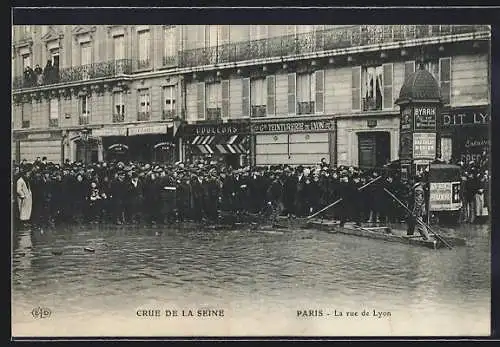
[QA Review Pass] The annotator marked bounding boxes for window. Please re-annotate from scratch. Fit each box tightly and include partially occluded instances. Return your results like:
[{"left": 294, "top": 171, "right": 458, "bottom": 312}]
[
  {"left": 80, "top": 95, "right": 90, "bottom": 115},
  {"left": 288, "top": 70, "right": 324, "bottom": 115},
  {"left": 250, "top": 79, "right": 266, "bottom": 118},
  {"left": 50, "top": 48, "right": 59, "bottom": 66},
  {"left": 138, "top": 30, "right": 150, "bottom": 68},
  {"left": 441, "top": 137, "right": 452, "bottom": 163},
  {"left": 113, "top": 91, "right": 125, "bottom": 122},
  {"left": 163, "top": 26, "right": 176, "bottom": 61},
  {"left": 439, "top": 57, "right": 451, "bottom": 105},
  {"left": 206, "top": 82, "right": 221, "bottom": 120},
  {"left": 138, "top": 89, "right": 151, "bottom": 121},
  {"left": 297, "top": 73, "right": 316, "bottom": 115},
  {"left": 21, "top": 102, "right": 31, "bottom": 128},
  {"left": 114, "top": 35, "right": 125, "bottom": 60},
  {"left": 162, "top": 85, "right": 176, "bottom": 119},
  {"left": 362, "top": 66, "right": 383, "bottom": 110},
  {"left": 22, "top": 54, "right": 31, "bottom": 70},
  {"left": 49, "top": 98, "right": 59, "bottom": 127},
  {"left": 354, "top": 63, "right": 393, "bottom": 111},
  {"left": 80, "top": 42, "right": 92, "bottom": 66},
  {"left": 424, "top": 60, "right": 439, "bottom": 80}
]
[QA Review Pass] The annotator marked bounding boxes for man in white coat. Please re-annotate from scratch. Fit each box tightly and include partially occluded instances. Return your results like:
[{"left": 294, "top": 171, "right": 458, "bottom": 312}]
[{"left": 16, "top": 169, "right": 33, "bottom": 227}]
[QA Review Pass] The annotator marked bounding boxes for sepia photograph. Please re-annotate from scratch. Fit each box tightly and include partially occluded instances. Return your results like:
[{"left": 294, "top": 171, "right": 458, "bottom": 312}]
[{"left": 11, "top": 20, "right": 491, "bottom": 337}]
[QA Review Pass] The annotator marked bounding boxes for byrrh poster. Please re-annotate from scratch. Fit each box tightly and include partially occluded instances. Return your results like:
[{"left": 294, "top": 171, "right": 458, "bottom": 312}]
[{"left": 11, "top": 14, "right": 491, "bottom": 340}]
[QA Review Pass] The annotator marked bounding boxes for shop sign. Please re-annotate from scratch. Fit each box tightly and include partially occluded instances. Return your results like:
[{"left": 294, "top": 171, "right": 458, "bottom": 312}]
[
  {"left": 27, "top": 133, "right": 51, "bottom": 140},
  {"left": 400, "top": 107, "right": 412, "bottom": 131},
  {"left": 108, "top": 143, "right": 129, "bottom": 153},
  {"left": 184, "top": 122, "right": 250, "bottom": 136},
  {"left": 93, "top": 127, "right": 127, "bottom": 137},
  {"left": 442, "top": 107, "right": 489, "bottom": 127},
  {"left": 429, "top": 182, "right": 462, "bottom": 211},
  {"left": 413, "top": 132, "right": 436, "bottom": 159},
  {"left": 414, "top": 105, "right": 437, "bottom": 130},
  {"left": 128, "top": 124, "right": 169, "bottom": 136},
  {"left": 251, "top": 119, "right": 335, "bottom": 133}
]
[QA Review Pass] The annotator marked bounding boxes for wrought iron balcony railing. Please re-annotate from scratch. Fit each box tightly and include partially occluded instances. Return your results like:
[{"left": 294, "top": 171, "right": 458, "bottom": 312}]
[
  {"left": 162, "top": 109, "right": 176, "bottom": 120},
  {"left": 163, "top": 55, "right": 178, "bottom": 67},
  {"left": 113, "top": 113, "right": 125, "bottom": 123},
  {"left": 179, "top": 25, "right": 489, "bottom": 68},
  {"left": 251, "top": 105, "right": 267, "bottom": 118},
  {"left": 297, "top": 101, "right": 315, "bottom": 115},
  {"left": 49, "top": 118, "right": 59, "bottom": 127},
  {"left": 137, "top": 59, "right": 151, "bottom": 70},
  {"left": 206, "top": 108, "right": 221, "bottom": 121},
  {"left": 79, "top": 114, "right": 90, "bottom": 125},
  {"left": 12, "top": 59, "right": 133, "bottom": 91},
  {"left": 22, "top": 120, "right": 30, "bottom": 128},
  {"left": 362, "top": 97, "right": 382, "bottom": 111},
  {"left": 137, "top": 111, "right": 151, "bottom": 121}
]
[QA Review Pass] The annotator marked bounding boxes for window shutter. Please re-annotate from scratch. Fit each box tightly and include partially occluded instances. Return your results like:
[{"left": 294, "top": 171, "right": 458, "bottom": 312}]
[
  {"left": 351, "top": 67, "right": 361, "bottom": 111},
  {"left": 404, "top": 61, "right": 415, "bottom": 80},
  {"left": 197, "top": 82, "right": 205, "bottom": 120},
  {"left": 221, "top": 80, "right": 230, "bottom": 119},
  {"left": 287, "top": 73, "right": 296, "bottom": 115},
  {"left": 266, "top": 75, "right": 276, "bottom": 116},
  {"left": 315, "top": 70, "right": 325, "bottom": 114},
  {"left": 439, "top": 57, "right": 451, "bottom": 105},
  {"left": 242, "top": 78, "right": 250, "bottom": 118},
  {"left": 382, "top": 63, "right": 393, "bottom": 109}
]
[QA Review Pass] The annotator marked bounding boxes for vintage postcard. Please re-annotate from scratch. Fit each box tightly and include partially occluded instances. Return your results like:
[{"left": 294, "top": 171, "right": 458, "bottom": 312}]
[{"left": 11, "top": 18, "right": 491, "bottom": 337}]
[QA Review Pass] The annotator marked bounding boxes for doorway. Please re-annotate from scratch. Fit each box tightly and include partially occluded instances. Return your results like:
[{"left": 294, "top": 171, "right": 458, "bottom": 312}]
[{"left": 357, "top": 131, "right": 391, "bottom": 169}]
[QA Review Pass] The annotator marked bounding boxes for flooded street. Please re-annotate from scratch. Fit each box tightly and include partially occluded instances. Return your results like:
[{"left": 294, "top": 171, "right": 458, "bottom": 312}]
[{"left": 12, "top": 222, "right": 490, "bottom": 336}]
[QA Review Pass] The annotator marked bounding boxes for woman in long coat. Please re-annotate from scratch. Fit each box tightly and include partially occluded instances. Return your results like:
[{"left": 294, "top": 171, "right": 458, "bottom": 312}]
[{"left": 16, "top": 170, "right": 33, "bottom": 226}]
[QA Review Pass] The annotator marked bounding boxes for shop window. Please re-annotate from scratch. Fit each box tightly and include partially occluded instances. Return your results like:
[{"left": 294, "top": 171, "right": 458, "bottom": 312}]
[
  {"left": 113, "top": 91, "right": 125, "bottom": 123},
  {"left": 162, "top": 85, "right": 176, "bottom": 119},
  {"left": 137, "top": 89, "right": 151, "bottom": 121},
  {"left": 49, "top": 98, "right": 59, "bottom": 127},
  {"left": 79, "top": 95, "right": 90, "bottom": 125},
  {"left": 206, "top": 82, "right": 221, "bottom": 121},
  {"left": 138, "top": 29, "right": 151, "bottom": 69},
  {"left": 358, "top": 132, "right": 390, "bottom": 168}
]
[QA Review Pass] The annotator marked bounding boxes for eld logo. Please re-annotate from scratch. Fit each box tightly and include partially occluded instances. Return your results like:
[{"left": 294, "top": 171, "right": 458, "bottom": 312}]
[{"left": 31, "top": 307, "right": 52, "bottom": 319}]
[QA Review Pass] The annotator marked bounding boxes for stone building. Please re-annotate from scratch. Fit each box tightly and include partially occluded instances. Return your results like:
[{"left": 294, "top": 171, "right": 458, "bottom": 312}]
[{"left": 12, "top": 25, "right": 490, "bottom": 167}]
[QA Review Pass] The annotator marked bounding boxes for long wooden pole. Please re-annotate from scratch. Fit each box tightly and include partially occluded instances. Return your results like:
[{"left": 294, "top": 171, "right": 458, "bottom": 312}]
[
  {"left": 383, "top": 187, "right": 453, "bottom": 249},
  {"left": 307, "top": 175, "right": 383, "bottom": 219}
]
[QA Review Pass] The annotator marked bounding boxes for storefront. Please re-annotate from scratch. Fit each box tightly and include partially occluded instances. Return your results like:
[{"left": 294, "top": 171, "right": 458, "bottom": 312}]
[
  {"left": 252, "top": 118, "right": 336, "bottom": 166},
  {"left": 14, "top": 130, "right": 64, "bottom": 164},
  {"left": 439, "top": 105, "right": 490, "bottom": 164},
  {"left": 336, "top": 115, "right": 399, "bottom": 168},
  {"left": 93, "top": 123, "right": 176, "bottom": 163},
  {"left": 182, "top": 121, "right": 251, "bottom": 168}
]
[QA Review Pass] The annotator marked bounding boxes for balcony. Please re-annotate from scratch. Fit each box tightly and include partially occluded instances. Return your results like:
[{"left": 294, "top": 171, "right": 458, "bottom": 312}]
[
  {"left": 22, "top": 120, "right": 30, "bottom": 128},
  {"left": 49, "top": 118, "right": 59, "bottom": 128},
  {"left": 297, "top": 101, "right": 315, "bottom": 115},
  {"left": 113, "top": 113, "right": 125, "bottom": 123},
  {"left": 206, "top": 108, "right": 221, "bottom": 121},
  {"left": 179, "top": 25, "right": 489, "bottom": 68},
  {"left": 162, "top": 109, "right": 176, "bottom": 120},
  {"left": 251, "top": 105, "right": 267, "bottom": 118},
  {"left": 137, "top": 111, "right": 150, "bottom": 121},
  {"left": 137, "top": 59, "right": 151, "bottom": 70},
  {"left": 362, "top": 97, "right": 382, "bottom": 111},
  {"left": 12, "top": 59, "right": 133, "bottom": 91},
  {"left": 163, "top": 55, "right": 178, "bottom": 67},
  {"left": 79, "top": 114, "right": 90, "bottom": 125}
]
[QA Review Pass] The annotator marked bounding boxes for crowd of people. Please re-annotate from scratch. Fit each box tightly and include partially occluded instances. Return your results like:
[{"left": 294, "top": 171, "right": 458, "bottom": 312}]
[
  {"left": 22, "top": 59, "right": 59, "bottom": 88},
  {"left": 13, "top": 155, "right": 489, "bottom": 230}
]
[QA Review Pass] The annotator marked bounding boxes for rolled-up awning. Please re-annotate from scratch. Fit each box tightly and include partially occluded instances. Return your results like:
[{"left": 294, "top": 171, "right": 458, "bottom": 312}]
[{"left": 190, "top": 134, "right": 249, "bottom": 154}]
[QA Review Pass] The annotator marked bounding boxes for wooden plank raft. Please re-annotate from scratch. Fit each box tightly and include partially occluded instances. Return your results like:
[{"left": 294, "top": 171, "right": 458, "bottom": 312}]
[{"left": 306, "top": 219, "right": 467, "bottom": 249}]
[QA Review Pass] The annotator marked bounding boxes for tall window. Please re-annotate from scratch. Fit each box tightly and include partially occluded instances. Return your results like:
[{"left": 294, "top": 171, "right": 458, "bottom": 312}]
[
  {"left": 287, "top": 71, "right": 324, "bottom": 115},
  {"left": 22, "top": 102, "right": 31, "bottom": 128},
  {"left": 353, "top": 63, "right": 393, "bottom": 111},
  {"left": 138, "top": 30, "right": 150, "bottom": 68},
  {"left": 206, "top": 82, "right": 221, "bottom": 120},
  {"left": 439, "top": 57, "right": 451, "bottom": 105},
  {"left": 80, "top": 42, "right": 92, "bottom": 66},
  {"left": 49, "top": 98, "right": 59, "bottom": 127},
  {"left": 50, "top": 48, "right": 60, "bottom": 67},
  {"left": 138, "top": 89, "right": 151, "bottom": 121},
  {"left": 79, "top": 95, "right": 90, "bottom": 125},
  {"left": 163, "top": 26, "right": 176, "bottom": 64},
  {"left": 162, "top": 85, "right": 176, "bottom": 119},
  {"left": 113, "top": 91, "right": 125, "bottom": 122},
  {"left": 113, "top": 35, "right": 125, "bottom": 60}
]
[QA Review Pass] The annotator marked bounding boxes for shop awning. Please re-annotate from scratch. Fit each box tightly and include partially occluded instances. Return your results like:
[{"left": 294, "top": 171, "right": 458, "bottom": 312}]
[{"left": 191, "top": 134, "right": 249, "bottom": 154}]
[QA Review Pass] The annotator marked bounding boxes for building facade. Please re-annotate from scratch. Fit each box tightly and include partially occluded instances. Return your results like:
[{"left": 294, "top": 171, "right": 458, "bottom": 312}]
[{"left": 12, "top": 25, "right": 490, "bottom": 167}]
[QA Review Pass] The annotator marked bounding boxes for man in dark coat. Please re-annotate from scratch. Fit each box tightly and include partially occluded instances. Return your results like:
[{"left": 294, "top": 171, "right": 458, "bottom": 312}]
[
  {"left": 190, "top": 174, "right": 204, "bottom": 222},
  {"left": 125, "top": 172, "right": 144, "bottom": 224},
  {"left": 144, "top": 172, "right": 161, "bottom": 225},
  {"left": 282, "top": 167, "right": 297, "bottom": 217},
  {"left": 110, "top": 172, "right": 127, "bottom": 225}
]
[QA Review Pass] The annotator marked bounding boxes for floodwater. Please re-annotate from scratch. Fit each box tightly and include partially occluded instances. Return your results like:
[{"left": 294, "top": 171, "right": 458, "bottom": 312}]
[{"left": 12, "top": 221, "right": 490, "bottom": 337}]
